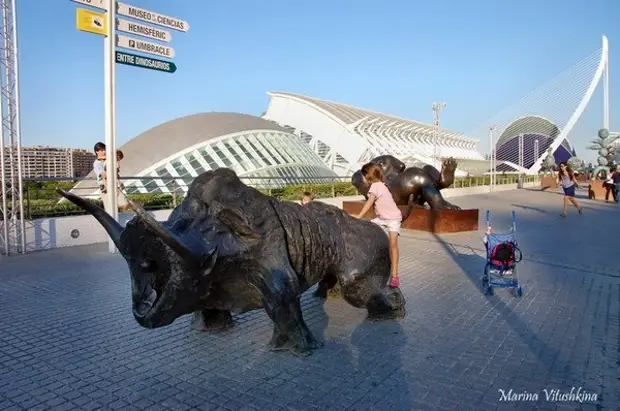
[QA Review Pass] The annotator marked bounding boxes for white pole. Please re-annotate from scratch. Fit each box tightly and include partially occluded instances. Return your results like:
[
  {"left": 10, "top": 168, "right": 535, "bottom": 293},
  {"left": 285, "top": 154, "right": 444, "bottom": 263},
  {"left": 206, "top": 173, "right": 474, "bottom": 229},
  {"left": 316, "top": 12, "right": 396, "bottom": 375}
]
[
  {"left": 489, "top": 126, "right": 495, "bottom": 192},
  {"left": 604, "top": 53, "right": 609, "bottom": 130},
  {"left": 104, "top": 1, "right": 118, "bottom": 253},
  {"left": 432, "top": 102, "right": 446, "bottom": 168},
  {"left": 432, "top": 104, "right": 437, "bottom": 165},
  {"left": 10, "top": 0, "right": 25, "bottom": 254}
]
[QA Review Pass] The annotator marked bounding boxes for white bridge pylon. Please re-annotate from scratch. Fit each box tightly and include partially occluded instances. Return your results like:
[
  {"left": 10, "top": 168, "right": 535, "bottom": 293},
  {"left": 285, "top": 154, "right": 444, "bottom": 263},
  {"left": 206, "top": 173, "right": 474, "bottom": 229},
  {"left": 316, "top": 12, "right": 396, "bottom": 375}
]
[
  {"left": 528, "top": 35, "right": 609, "bottom": 174},
  {"left": 471, "top": 35, "right": 609, "bottom": 175}
]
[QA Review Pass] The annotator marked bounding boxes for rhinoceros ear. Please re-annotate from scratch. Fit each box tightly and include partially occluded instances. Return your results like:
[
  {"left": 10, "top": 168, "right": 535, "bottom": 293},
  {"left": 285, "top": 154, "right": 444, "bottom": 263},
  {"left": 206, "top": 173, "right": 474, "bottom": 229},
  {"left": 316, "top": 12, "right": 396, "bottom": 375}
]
[{"left": 217, "top": 208, "right": 259, "bottom": 239}]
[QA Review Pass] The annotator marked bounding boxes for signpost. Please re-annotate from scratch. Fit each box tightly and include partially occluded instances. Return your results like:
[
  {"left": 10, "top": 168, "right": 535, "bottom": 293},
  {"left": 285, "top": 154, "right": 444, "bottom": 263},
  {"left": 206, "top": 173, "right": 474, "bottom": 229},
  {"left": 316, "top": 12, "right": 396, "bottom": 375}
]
[
  {"left": 70, "top": 0, "right": 188, "bottom": 253},
  {"left": 117, "top": 2, "right": 189, "bottom": 32},
  {"left": 116, "top": 51, "right": 177, "bottom": 73},
  {"left": 103, "top": 1, "right": 118, "bottom": 253},
  {"left": 116, "top": 34, "right": 175, "bottom": 59},
  {"left": 76, "top": 8, "right": 107, "bottom": 36},
  {"left": 117, "top": 18, "right": 172, "bottom": 43}
]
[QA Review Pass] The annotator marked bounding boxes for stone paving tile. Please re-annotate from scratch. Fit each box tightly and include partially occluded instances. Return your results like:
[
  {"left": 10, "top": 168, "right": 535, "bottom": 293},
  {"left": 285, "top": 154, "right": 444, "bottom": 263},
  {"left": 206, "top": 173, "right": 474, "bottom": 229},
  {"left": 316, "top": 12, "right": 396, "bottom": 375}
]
[{"left": 0, "top": 188, "right": 619, "bottom": 410}]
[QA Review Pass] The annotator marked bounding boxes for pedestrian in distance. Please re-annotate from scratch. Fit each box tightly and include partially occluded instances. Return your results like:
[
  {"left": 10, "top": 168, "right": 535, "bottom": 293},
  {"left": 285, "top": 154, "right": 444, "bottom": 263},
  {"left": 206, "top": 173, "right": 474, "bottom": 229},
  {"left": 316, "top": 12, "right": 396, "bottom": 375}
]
[{"left": 557, "top": 161, "right": 583, "bottom": 218}]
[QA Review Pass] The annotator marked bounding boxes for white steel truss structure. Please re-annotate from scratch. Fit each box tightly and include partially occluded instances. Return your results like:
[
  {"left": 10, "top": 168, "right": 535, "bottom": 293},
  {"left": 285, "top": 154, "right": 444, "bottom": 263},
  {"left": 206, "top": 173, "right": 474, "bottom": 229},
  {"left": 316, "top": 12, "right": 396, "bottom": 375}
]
[
  {"left": 262, "top": 91, "right": 485, "bottom": 177},
  {"left": 0, "top": 0, "right": 25, "bottom": 256},
  {"left": 472, "top": 35, "right": 610, "bottom": 174}
]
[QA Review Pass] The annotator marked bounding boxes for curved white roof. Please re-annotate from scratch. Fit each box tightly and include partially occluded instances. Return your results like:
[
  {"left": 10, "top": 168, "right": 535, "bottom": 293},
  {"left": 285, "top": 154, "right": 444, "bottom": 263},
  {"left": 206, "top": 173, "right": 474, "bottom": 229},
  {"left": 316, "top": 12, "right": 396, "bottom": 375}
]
[
  {"left": 263, "top": 91, "right": 485, "bottom": 175},
  {"left": 69, "top": 112, "right": 337, "bottom": 198}
]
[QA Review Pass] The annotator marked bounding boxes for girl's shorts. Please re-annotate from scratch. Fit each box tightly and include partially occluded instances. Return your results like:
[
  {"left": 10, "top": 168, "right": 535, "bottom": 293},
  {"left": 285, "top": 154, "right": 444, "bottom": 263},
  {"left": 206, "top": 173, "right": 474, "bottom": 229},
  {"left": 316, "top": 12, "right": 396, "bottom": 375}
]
[
  {"left": 371, "top": 218, "right": 401, "bottom": 234},
  {"left": 562, "top": 185, "right": 575, "bottom": 197}
]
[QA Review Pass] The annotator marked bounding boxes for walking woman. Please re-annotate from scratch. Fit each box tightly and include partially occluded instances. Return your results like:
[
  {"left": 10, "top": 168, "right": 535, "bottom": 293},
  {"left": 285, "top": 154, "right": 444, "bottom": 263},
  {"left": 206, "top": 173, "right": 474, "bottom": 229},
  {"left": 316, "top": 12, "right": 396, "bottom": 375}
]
[{"left": 557, "top": 161, "right": 583, "bottom": 218}]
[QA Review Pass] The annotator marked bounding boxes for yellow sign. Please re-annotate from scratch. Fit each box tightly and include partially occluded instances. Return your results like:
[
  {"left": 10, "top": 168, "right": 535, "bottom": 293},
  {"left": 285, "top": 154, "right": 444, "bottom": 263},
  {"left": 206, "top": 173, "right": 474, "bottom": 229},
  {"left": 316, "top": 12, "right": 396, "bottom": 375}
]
[{"left": 76, "top": 8, "right": 107, "bottom": 36}]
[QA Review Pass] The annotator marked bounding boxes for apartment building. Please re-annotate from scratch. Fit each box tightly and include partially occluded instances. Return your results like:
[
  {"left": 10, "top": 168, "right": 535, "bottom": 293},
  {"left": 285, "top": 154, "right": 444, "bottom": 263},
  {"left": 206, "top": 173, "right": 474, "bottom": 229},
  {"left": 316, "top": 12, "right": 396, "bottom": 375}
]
[{"left": 1, "top": 146, "right": 95, "bottom": 179}]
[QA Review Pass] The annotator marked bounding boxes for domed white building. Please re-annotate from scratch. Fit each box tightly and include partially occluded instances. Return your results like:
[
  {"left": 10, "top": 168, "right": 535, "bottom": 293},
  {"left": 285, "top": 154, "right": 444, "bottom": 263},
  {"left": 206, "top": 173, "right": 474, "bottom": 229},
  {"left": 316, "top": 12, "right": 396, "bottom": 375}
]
[{"left": 70, "top": 112, "right": 337, "bottom": 197}]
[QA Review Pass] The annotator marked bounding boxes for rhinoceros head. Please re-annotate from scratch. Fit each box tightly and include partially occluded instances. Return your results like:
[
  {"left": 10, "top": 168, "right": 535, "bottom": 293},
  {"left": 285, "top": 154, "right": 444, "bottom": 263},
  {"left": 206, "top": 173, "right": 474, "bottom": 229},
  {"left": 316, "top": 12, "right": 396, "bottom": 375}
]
[{"left": 57, "top": 189, "right": 221, "bottom": 329}]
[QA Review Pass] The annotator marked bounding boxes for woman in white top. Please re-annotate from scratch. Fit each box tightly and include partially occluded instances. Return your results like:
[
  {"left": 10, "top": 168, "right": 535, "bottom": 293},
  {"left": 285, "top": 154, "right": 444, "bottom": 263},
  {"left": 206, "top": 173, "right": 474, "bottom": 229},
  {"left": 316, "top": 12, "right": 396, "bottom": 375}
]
[{"left": 557, "top": 161, "right": 583, "bottom": 218}]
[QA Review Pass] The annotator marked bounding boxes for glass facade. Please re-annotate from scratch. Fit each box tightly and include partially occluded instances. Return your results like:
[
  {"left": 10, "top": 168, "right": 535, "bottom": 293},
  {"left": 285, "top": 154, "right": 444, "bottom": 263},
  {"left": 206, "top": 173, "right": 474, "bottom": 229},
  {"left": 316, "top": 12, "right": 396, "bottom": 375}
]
[{"left": 125, "top": 130, "right": 337, "bottom": 194}]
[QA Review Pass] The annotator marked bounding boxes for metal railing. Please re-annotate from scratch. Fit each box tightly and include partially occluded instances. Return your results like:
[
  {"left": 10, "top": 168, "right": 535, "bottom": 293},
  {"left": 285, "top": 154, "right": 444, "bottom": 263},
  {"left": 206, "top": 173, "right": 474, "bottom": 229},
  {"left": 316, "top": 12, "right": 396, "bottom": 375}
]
[{"left": 0, "top": 173, "right": 540, "bottom": 220}]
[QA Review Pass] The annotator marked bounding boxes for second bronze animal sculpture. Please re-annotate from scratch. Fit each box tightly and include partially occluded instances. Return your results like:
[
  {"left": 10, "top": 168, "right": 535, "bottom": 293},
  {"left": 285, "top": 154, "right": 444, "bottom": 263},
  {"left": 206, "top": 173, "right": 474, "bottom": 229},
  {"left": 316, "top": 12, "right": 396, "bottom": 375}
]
[{"left": 352, "top": 155, "right": 461, "bottom": 214}]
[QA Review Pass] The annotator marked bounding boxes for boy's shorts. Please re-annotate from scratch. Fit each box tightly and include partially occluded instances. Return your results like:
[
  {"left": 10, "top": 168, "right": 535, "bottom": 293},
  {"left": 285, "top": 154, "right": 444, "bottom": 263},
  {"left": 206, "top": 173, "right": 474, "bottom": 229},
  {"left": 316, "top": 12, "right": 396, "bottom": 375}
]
[{"left": 371, "top": 218, "right": 401, "bottom": 235}]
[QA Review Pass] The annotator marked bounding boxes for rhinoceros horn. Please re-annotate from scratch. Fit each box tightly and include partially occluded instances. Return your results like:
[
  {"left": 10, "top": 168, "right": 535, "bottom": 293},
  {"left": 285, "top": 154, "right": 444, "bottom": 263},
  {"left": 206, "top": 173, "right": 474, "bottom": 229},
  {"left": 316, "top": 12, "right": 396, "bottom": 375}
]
[
  {"left": 56, "top": 189, "right": 124, "bottom": 252},
  {"left": 124, "top": 195, "right": 217, "bottom": 270}
]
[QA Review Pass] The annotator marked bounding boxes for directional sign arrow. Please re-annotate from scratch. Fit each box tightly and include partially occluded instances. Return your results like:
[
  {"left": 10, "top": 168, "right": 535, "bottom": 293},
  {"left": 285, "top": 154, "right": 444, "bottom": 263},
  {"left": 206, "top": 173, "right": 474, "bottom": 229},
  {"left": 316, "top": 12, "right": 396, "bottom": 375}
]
[
  {"left": 116, "top": 2, "right": 189, "bottom": 32},
  {"left": 115, "top": 51, "right": 177, "bottom": 73},
  {"left": 116, "top": 34, "right": 175, "bottom": 59},
  {"left": 117, "top": 18, "right": 172, "bottom": 43}
]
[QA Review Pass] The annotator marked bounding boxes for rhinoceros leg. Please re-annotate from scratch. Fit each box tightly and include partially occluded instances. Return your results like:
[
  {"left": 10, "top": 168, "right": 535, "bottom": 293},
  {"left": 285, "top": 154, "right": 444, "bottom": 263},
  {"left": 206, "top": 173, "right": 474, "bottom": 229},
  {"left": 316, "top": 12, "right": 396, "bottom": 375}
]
[
  {"left": 191, "top": 309, "right": 233, "bottom": 332},
  {"left": 339, "top": 270, "right": 406, "bottom": 321},
  {"left": 365, "top": 287, "right": 406, "bottom": 321},
  {"left": 261, "top": 267, "right": 324, "bottom": 356}
]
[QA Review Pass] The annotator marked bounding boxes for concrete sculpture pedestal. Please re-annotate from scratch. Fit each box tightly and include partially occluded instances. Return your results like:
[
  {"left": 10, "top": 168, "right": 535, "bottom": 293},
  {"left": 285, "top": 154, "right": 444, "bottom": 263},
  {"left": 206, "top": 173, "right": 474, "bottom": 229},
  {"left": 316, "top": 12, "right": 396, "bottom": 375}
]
[{"left": 540, "top": 176, "right": 557, "bottom": 191}]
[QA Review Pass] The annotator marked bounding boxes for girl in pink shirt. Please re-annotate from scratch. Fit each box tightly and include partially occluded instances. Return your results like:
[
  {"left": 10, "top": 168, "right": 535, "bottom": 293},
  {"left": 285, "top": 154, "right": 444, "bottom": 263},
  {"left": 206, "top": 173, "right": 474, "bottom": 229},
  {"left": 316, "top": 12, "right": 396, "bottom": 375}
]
[{"left": 355, "top": 162, "right": 402, "bottom": 288}]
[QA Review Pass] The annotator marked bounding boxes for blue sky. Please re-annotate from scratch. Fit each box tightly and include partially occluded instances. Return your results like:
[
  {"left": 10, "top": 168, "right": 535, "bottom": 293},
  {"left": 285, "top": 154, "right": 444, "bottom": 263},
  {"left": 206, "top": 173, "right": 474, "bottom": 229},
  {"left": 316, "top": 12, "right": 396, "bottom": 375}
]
[{"left": 15, "top": 0, "right": 620, "bottom": 160}]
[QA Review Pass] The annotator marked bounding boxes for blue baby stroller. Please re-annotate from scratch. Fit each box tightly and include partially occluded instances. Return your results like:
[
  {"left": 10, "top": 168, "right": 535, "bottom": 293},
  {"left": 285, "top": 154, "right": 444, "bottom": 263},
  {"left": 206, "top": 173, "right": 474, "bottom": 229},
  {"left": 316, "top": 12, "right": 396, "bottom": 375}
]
[{"left": 482, "top": 210, "right": 523, "bottom": 297}]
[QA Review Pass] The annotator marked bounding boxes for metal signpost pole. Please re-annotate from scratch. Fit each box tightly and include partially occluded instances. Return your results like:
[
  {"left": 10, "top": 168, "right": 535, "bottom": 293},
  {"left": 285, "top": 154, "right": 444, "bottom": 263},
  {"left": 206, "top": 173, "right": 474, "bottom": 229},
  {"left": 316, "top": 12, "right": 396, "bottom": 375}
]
[
  {"left": 71, "top": 0, "right": 188, "bottom": 253},
  {"left": 104, "top": 0, "right": 118, "bottom": 253}
]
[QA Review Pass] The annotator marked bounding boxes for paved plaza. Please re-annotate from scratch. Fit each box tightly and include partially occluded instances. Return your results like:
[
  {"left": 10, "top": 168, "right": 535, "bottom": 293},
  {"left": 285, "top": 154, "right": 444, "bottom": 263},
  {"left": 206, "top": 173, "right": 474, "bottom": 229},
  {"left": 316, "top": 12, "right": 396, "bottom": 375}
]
[{"left": 1, "top": 187, "right": 619, "bottom": 410}]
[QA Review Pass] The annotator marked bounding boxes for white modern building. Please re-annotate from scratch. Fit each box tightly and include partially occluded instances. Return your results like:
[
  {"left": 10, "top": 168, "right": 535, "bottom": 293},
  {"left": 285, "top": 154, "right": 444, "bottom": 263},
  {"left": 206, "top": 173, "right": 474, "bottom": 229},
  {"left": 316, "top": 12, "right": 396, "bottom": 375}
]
[
  {"left": 70, "top": 112, "right": 338, "bottom": 197},
  {"left": 262, "top": 91, "right": 486, "bottom": 176}
]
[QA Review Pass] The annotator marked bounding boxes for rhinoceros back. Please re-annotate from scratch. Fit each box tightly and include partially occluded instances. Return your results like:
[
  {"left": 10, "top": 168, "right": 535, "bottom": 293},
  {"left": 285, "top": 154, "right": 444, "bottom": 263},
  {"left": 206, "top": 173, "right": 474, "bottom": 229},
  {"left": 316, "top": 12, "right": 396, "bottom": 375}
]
[
  {"left": 304, "top": 201, "right": 391, "bottom": 279},
  {"left": 273, "top": 201, "right": 343, "bottom": 286}
]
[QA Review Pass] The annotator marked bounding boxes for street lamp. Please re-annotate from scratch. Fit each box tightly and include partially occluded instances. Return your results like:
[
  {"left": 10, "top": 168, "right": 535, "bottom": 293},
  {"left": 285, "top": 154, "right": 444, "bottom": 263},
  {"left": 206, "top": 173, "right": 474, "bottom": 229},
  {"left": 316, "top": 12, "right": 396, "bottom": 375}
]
[{"left": 432, "top": 102, "right": 447, "bottom": 165}]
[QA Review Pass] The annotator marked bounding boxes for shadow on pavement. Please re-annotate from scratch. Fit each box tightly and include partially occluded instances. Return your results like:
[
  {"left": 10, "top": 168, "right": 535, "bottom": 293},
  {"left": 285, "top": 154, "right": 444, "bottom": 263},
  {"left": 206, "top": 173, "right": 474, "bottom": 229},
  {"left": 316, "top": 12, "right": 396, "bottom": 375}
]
[
  {"left": 428, "top": 208, "right": 563, "bottom": 384},
  {"left": 349, "top": 319, "right": 411, "bottom": 410},
  {"left": 510, "top": 203, "right": 548, "bottom": 214}
]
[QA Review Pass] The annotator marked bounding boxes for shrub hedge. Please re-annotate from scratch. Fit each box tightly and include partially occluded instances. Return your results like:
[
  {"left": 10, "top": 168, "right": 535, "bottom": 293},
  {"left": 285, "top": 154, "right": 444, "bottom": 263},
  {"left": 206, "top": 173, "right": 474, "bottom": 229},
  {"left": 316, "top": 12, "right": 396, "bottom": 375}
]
[{"left": 12, "top": 175, "right": 537, "bottom": 219}]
